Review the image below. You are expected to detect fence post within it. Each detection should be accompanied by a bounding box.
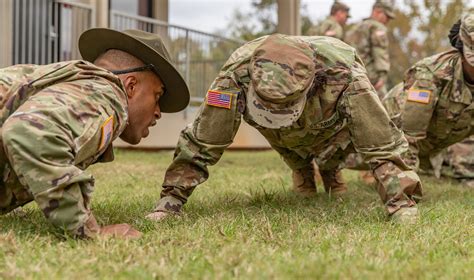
[184,29,192,118]
[0,0,13,67]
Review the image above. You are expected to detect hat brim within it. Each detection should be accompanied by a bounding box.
[385,11,395,19]
[78,28,190,113]
[246,82,310,129]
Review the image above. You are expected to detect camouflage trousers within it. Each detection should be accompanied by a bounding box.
[0,162,34,214]
[345,136,474,187]
[435,136,474,186]
[312,140,421,214]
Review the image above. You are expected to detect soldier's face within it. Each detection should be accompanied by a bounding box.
[462,57,474,83]
[334,10,349,25]
[120,71,164,144]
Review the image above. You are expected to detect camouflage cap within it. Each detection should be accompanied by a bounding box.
[460,13,474,67]
[373,0,395,19]
[331,1,350,16]
[247,34,316,129]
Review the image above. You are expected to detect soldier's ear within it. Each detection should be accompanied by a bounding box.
[123,75,138,98]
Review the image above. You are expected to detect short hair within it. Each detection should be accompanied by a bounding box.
[448,20,463,53]
[94,49,145,69]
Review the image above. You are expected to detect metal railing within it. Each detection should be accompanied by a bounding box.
[111,11,243,103]
[1,1,243,106]
[0,0,94,66]
[54,0,95,61]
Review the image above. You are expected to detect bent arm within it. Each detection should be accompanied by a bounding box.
[2,112,99,237]
[155,78,243,213]
[343,63,422,214]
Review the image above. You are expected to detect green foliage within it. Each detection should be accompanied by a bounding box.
[387,0,472,86]
[0,150,472,278]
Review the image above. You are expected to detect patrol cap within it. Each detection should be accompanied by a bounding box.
[79,28,190,113]
[460,13,474,67]
[331,1,351,17]
[373,0,395,19]
[246,34,316,129]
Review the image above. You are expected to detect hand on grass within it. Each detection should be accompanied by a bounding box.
[99,223,142,239]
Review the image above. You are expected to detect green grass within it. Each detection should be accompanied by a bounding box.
[1,150,473,279]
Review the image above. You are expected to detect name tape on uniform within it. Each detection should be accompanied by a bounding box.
[407,88,431,104]
[206,90,234,109]
[99,115,114,150]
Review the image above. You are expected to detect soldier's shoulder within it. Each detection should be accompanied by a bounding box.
[412,49,461,77]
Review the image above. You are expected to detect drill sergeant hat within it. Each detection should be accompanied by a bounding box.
[79,28,190,113]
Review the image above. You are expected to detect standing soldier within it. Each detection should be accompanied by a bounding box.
[146,34,422,224]
[307,1,350,41]
[381,14,474,187]
[345,0,395,99]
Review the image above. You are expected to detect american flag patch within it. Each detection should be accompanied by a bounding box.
[407,88,431,104]
[206,90,233,109]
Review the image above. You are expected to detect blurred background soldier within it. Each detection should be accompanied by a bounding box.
[307,1,350,41]
[345,0,395,99]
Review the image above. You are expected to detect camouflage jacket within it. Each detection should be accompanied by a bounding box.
[307,17,344,41]
[383,50,473,167]
[155,36,420,214]
[345,18,390,85]
[0,61,128,237]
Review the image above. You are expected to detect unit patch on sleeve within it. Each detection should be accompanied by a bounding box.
[206,90,234,109]
[99,115,114,150]
[407,88,431,104]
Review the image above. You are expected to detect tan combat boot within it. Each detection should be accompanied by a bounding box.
[390,207,419,224]
[320,169,348,195]
[292,164,317,196]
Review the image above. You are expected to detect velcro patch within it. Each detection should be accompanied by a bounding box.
[407,88,431,104]
[376,30,386,37]
[206,90,233,109]
[99,115,114,150]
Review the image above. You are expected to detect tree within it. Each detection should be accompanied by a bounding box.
[224,0,313,41]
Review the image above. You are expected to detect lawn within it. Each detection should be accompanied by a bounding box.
[1,150,473,279]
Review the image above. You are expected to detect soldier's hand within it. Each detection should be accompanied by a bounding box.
[374,79,385,91]
[145,211,170,221]
[99,223,142,239]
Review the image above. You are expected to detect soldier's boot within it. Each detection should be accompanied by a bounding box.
[461,179,474,188]
[320,169,347,195]
[390,206,419,224]
[292,164,317,196]
[359,170,376,185]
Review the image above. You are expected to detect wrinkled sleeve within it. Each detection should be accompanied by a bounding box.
[370,25,390,82]
[342,62,422,214]
[2,85,115,238]
[397,65,439,170]
[155,76,242,213]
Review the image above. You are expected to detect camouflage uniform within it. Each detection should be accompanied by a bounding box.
[307,17,344,41]
[345,18,390,99]
[382,49,473,185]
[153,34,422,217]
[0,60,128,237]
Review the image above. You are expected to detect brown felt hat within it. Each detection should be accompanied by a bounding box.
[79,28,190,113]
